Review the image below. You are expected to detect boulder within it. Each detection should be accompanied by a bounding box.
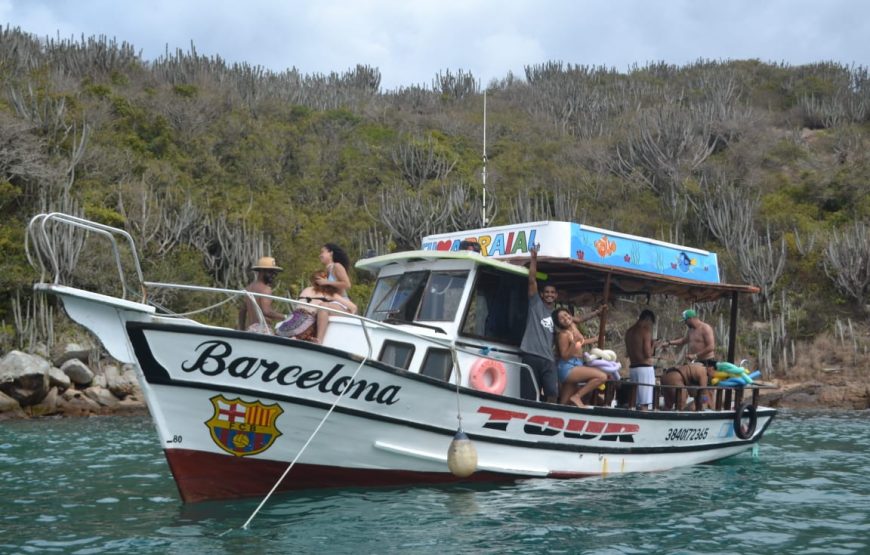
[847,384,870,410]
[52,342,93,368]
[48,366,71,392]
[57,388,101,416]
[104,363,139,399]
[819,384,870,410]
[116,395,147,414]
[83,385,120,409]
[779,382,824,408]
[28,386,59,417]
[0,390,25,419]
[0,350,50,405]
[61,359,94,386]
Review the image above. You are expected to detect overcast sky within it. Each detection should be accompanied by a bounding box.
[2,0,869,90]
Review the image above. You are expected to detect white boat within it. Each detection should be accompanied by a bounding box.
[28,214,776,503]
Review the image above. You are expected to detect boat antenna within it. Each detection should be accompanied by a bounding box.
[481,87,488,227]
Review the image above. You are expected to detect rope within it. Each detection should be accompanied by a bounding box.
[451,348,464,430]
[148,293,240,317]
[239,351,369,531]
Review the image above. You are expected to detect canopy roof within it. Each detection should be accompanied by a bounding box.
[532,256,759,303]
[357,250,758,303]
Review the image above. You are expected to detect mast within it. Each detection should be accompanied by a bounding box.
[481,89,488,227]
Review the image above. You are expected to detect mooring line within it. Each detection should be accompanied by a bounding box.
[236,352,370,531]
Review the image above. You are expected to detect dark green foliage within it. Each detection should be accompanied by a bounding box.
[2,27,870,356]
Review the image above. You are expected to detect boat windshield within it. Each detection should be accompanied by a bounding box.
[366,270,468,323]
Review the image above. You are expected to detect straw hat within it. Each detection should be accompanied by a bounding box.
[252,256,283,272]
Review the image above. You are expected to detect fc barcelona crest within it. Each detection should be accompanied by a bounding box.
[205,395,284,457]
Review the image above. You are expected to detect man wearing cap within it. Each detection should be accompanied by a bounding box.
[661,308,717,409]
[666,309,716,364]
[238,256,286,333]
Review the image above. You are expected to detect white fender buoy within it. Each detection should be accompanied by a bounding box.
[447,430,477,478]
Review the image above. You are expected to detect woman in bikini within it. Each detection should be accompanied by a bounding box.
[552,308,608,408]
[307,270,356,344]
[317,243,352,298]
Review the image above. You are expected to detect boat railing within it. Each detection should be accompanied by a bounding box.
[595,378,773,411]
[26,212,146,302]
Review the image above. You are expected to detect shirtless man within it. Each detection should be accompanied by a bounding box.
[624,309,657,410]
[661,308,716,410]
[238,256,286,333]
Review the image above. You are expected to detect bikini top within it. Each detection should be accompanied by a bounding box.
[326,263,349,298]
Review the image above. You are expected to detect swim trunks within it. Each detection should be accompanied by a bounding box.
[628,364,655,408]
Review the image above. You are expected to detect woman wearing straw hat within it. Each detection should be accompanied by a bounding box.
[238,256,285,333]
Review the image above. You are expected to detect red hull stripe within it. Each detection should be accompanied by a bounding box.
[164,448,517,503]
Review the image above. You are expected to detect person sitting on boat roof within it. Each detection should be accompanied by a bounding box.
[317,243,352,298]
[552,308,609,408]
[459,239,482,253]
[661,309,717,410]
[625,309,657,410]
[519,244,559,402]
[238,256,286,334]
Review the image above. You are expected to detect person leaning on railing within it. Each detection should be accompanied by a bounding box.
[660,309,717,410]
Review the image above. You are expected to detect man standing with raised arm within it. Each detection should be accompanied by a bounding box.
[519,245,559,402]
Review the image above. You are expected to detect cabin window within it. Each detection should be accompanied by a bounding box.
[460,268,527,346]
[367,271,428,322]
[417,271,467,321]
[420,348,453,381]
[366,270,468,323]
[379,340,415,369]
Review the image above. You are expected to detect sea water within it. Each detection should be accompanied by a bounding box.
[1,411,868,554]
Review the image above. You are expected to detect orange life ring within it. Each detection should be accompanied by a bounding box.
[469,358,507,395]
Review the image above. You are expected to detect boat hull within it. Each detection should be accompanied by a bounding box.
[165,449,518,502]
[127,322,775,502]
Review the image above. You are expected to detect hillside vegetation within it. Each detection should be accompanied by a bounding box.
[1,27,868,378]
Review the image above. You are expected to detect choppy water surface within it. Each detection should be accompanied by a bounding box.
[1,411,868,554]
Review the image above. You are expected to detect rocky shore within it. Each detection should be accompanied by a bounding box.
[758,378,870,411]
[1,346,867,420]
[0,346,146,420]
